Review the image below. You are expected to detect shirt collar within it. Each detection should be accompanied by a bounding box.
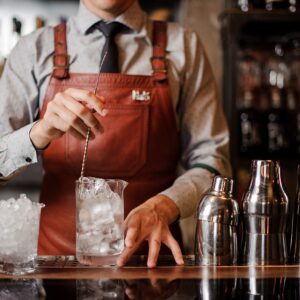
[76,1,151,44]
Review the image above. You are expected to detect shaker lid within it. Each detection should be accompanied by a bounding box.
[211,176,233,196]
[196,176,238,226]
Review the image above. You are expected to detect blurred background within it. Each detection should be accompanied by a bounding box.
[0,0,299,253]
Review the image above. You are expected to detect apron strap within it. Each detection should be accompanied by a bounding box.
[52,21,167,81]
[151,21,168,82]
[53,23,70,79]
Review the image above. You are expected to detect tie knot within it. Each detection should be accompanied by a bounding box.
[96,21,126,38]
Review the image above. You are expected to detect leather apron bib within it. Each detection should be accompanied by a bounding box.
[38,22,181,255]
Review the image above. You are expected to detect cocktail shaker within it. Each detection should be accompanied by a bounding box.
[241,160,288,265]
[195,176,239,265]
[290,165,300,264]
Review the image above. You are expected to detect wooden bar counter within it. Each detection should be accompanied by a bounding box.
[0,256,300,298]
[0,256,300,280]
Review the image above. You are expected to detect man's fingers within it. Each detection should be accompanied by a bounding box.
[147,228,162,268]
[117,217,143,267]
[117,241,142,267]
[64,88,106,116]
[50,102,90,138]
[125,225,140,248]
[163,232,184,266]
[45,111,85,138]
[58,93,102,131]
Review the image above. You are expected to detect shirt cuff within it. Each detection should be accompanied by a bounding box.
[160,168,215,220]
[0,124,38,178]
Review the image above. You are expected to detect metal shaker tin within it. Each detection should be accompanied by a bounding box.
[195,176,239,265]
[241,160,288,265]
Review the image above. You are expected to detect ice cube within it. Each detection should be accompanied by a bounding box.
[79,207,90,224]
[109,191,123,215]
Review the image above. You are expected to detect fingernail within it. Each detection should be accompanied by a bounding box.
[116,259,124,267]
[147,262,155,268]
[100,109,108,117]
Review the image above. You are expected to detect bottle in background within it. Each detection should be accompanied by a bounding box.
[237,0,252,11]
[265,0,290,10]
[264,43,290,90]
[257,88,270,154]
[266,87,289,156]
[238,90,264,157]
[289,0,300,11]
[286,89,299,156]
[286,38,300,94]
[238,50,262,91]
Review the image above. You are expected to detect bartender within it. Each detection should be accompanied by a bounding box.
[0,0,231,268]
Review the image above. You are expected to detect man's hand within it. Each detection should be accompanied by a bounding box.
[30,88,107,149]
[124,279,179,299]
[117,195,184,268]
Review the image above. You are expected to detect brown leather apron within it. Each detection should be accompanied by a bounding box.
[38,21,181,255]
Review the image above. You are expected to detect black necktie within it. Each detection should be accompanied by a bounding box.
[96,21,126,73]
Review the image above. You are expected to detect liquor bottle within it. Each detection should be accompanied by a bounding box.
[266,87,289,156]
[238,90,263,156]
[257,88,270,154]
[238,50,262,92]
[264,43,290,90]
[265,0,289,10]
[237,0,251,11]
[286,38,300,93]
[289,0,300,11]
[286,89,298,156]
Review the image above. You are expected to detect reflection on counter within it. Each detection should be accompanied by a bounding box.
[77,279,124,299]
[0,279,46,299]
[1,277,300,299]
